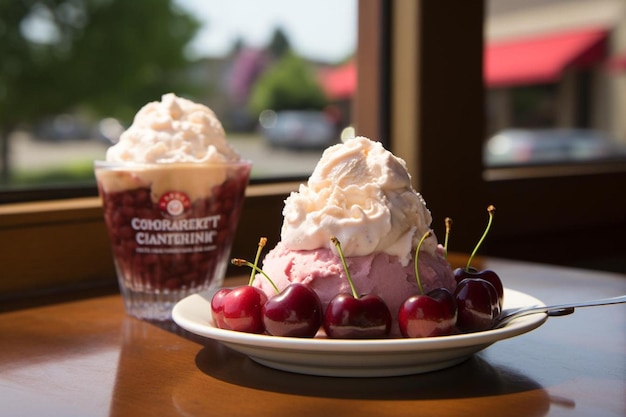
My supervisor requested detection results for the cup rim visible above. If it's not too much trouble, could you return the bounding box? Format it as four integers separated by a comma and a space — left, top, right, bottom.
94, 159, 253, 169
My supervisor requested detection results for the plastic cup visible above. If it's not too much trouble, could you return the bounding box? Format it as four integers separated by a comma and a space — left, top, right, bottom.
94, 160, 252, 320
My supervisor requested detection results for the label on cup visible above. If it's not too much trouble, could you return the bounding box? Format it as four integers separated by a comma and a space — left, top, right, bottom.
158, 191, 190, 216
132, 191, 220, 255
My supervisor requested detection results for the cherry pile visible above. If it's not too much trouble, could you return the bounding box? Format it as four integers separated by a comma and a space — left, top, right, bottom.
210, 205, 503, 339
211, 238, 323, 337
211, 236, 393, 338
399, 205, 503, 337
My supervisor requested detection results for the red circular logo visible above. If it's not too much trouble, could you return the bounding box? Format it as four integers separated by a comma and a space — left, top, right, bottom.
158, 191, 191, 217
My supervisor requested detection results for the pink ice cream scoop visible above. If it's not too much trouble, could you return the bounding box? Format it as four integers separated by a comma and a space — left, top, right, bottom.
254, 242, 456, 336
253, 136, 456, 337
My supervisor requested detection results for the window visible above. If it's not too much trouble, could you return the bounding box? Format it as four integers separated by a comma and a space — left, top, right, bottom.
2, 0, 624, 308
0, 0, 366, 303
0, 0, 358, 203
385, 0, 626, 273
484, 0, 626, 169
482, 0, 626, 271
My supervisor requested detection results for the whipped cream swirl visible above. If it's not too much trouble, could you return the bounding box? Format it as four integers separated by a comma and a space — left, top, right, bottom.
106, 93, 240, 164
280, 136, 436, 265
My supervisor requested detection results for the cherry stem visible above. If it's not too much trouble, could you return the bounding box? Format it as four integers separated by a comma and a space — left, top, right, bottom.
465, 205, 496, 271
249, 237, 267, 285
444, 217, 453, 259
413, 230, 432, 294
331, 236, 358, 299
231, 258, 280, 294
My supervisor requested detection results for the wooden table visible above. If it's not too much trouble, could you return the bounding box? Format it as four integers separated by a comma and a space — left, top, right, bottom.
1, 258, 625, 417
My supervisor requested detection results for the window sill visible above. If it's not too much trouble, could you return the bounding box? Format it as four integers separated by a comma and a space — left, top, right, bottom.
482, 161, 626, 271
483, 160, 626, 181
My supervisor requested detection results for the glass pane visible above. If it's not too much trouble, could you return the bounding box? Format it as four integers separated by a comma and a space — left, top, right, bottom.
0, 0, 357, 198
484, 0, 626, 168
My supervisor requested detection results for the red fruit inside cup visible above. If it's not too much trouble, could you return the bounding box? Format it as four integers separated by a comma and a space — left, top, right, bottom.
98, 168, 249, 295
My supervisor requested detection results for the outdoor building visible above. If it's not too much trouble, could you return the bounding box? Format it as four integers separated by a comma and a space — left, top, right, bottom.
486, 0, 626, 141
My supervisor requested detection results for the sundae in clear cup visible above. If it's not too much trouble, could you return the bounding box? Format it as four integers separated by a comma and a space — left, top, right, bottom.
95, 93, 251, 320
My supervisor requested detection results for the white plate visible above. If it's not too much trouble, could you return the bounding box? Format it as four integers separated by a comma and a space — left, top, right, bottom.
172, 288, 546, 377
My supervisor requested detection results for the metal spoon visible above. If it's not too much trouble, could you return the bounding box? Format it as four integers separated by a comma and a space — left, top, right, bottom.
494, 294, 626, 329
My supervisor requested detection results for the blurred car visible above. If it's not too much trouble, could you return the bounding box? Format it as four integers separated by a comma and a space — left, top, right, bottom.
95, 117, 125, 143
33, 114, 94, 142
259, 110, 337, 149
484, 128, 626, 167
33, 114, 124, 143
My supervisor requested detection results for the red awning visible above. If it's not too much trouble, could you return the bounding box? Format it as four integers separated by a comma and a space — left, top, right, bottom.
320, 61, 356, 100
485, 28, 607, 88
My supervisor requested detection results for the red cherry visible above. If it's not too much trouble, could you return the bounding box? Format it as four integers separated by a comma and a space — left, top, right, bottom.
262, 283, 323, 338
223, 241, 324, 337
398, 288, 457, 338
454, 267, 504, 309
323, 293, 392, 339
210, 288, 231, 330
210, 286, 268, 333
398, 230, 457, 338
454, 278, 500, 332
322, 236, 393, 339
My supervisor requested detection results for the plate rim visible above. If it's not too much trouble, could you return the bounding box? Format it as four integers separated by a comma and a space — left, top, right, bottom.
172, 287, 547, 353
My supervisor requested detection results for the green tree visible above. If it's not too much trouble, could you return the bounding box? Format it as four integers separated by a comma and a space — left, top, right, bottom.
267, 27, 291, 59
0, 0, 200, 184
248, 52, 327, 117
